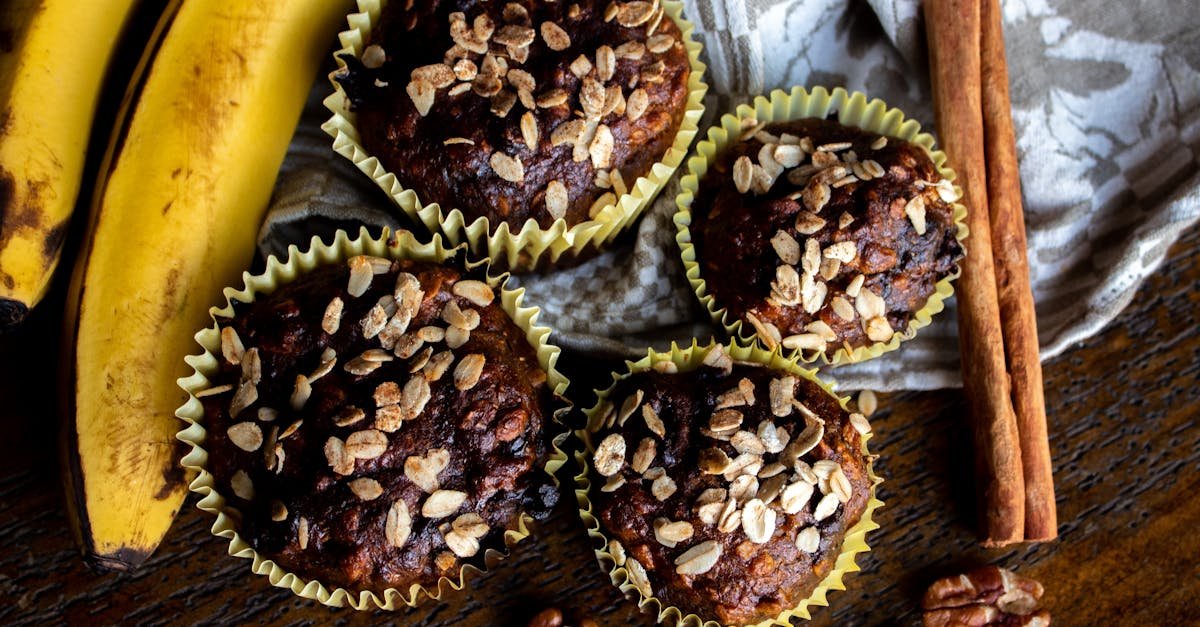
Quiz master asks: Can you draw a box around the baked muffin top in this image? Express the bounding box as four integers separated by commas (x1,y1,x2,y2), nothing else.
691,118,963,355
198,258,557,590
339,0,692,228
587,348,873,624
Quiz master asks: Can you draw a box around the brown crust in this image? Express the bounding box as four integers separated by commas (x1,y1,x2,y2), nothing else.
588,363,871,624
200,261,555,590
348,0,692,229
692,118,963,353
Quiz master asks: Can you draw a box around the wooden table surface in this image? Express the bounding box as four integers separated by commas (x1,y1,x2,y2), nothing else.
1,223,1196,626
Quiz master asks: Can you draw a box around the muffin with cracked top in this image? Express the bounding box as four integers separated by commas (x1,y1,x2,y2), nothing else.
682,108,965,363
334,0,700,254
580,343,880,624
190,249,563,600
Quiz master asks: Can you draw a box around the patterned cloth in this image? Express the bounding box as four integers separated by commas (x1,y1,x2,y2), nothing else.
261,0,1200,391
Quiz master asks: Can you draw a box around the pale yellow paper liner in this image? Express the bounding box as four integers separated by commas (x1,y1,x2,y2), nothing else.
175,227,570,610
573,339,884,625
322,0,708,270
674,87,970,366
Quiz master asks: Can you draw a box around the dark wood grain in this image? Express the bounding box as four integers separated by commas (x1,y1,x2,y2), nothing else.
0,225,1196,626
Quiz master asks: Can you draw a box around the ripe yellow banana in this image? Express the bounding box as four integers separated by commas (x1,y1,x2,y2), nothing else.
0,0,139,328
63,0,352,570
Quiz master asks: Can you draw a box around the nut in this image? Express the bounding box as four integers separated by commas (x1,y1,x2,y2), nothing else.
922,566,1049,627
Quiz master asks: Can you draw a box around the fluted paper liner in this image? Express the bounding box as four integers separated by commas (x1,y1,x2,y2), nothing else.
322,0,708,271
674,87,969,365
573,340,884,625
175,227,570,610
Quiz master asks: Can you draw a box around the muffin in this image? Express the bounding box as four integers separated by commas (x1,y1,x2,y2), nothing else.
580,344,879,624
181,233,566,605
677,88,966,364
327,0,705,268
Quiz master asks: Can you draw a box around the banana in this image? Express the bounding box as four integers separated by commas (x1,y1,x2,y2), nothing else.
62,0,352,570
0,0,139,328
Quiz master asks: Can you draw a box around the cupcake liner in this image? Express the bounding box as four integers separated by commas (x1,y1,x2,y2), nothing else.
674,86,970,366
175,227,571,610
322,0,708,271
573,339,884,625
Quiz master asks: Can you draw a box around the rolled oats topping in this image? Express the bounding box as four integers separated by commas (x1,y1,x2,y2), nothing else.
422,489,468,518
587,358,872,621
343,0,694,229
654,518,695,547
693,117,963,359
227,422,263,452
385,499,413,548
197,260,556,591
674,539,721,575
349,477,384,500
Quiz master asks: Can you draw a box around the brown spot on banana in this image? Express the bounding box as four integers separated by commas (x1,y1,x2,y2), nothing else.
155,441,189,500
0,170,57,246
42,221,68,261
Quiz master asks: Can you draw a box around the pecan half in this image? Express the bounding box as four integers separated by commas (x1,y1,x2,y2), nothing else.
922,566,1050,627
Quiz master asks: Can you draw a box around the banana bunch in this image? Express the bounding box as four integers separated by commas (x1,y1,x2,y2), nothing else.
17,0,351,570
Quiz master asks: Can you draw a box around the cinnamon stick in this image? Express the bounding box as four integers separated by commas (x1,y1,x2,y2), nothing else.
924,0,1025,546
981,0,1057,541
